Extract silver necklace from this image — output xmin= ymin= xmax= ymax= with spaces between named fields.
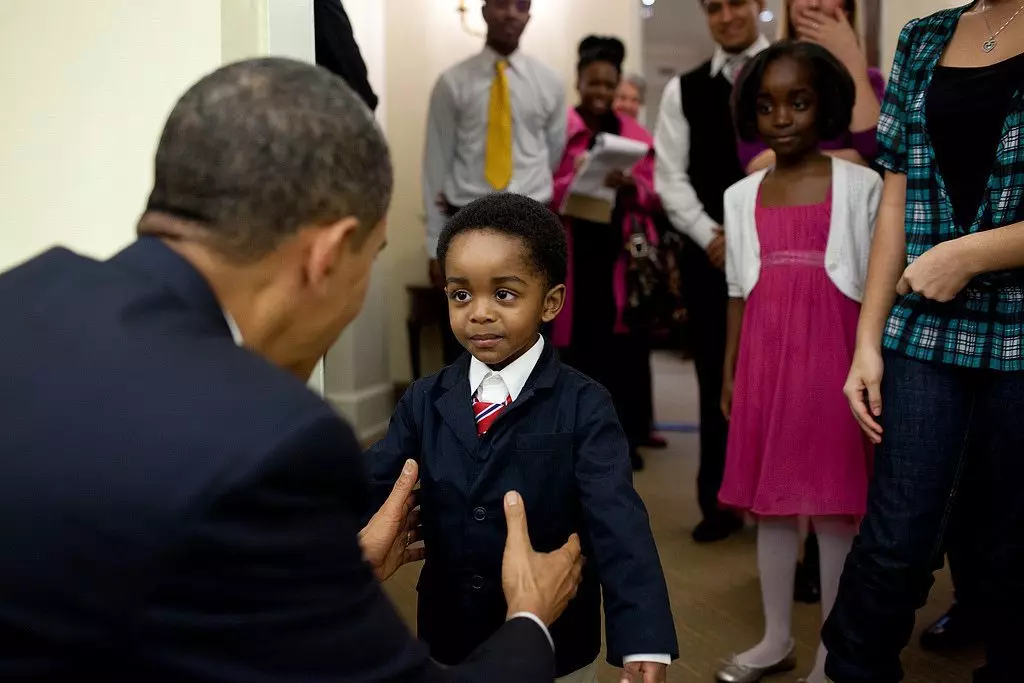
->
xmin=980 ymin=0 xmax=1024 ymax=52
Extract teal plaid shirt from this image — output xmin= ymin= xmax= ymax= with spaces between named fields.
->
xmin=879 ymin=5 xmax=1024 ymax=371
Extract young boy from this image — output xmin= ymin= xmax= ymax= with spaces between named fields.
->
xmin=365 ymin=193 xmax=677 ymax=682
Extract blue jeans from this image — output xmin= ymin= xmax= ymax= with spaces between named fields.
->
xmin=823 ymin=351 xmax=1024 ymax=683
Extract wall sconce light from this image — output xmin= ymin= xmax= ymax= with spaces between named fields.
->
xmin=457 ymin=0 xmax=487 ymax=37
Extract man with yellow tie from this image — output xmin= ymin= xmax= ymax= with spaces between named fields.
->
xmin=422 ymin=0 xmax=566 ymax=364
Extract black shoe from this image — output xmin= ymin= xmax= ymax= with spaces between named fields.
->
xmin=920 ymin=603 xmax=980 ymax=652
xmin=793 ymin=560 xmax=821 ymax=604
xmin=631 ymin=452 xmax=645 ymax=471
xmin=691 ymin=514 xmax=743 ymax=543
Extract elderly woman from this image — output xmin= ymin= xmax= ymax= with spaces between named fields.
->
xmin=613 ymin=72 xmax=646 ymax=121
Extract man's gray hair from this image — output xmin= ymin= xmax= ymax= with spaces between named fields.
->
xmin=622 ymin=72 xmax=647 ymax=103
xmin=144 ymin=57 xmax=392 ymax=259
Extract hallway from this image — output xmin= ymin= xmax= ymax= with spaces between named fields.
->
xmin=383 ymin=352 xmax=982 ymax=682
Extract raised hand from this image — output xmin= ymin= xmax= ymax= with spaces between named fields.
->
xmin=792 ymin=5 xmax=866 ymax=73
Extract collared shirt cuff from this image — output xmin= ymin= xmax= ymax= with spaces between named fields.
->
xmin=691 ymin=214 xmax=720 ymax=251
xmin=623 ymin=654 xmax=673 ymax=665
xmin=507 ymin=612 xmax=555 ymax=652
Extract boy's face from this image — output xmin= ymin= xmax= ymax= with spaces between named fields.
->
xmin=444 ymin=229 xmax=565 ymax=368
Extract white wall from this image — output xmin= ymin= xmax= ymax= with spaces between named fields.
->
xmin=0 ymin=0 xmax=224 ymax=273
xmin=323 ymin=0 xmax=394 ymax=441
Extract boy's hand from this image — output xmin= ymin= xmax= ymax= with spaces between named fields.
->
xmin=359 ymin=459 xmax=424 ymax=581
xmin=621 ymin=660 xmax=667 ymax=683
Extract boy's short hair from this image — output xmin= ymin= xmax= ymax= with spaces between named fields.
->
xmin=732 ymin=40 xmax=855 ymax=144
xmin=437 ymin=193 xmax=568 ymax=289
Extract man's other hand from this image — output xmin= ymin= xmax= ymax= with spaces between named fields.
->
xmin=501 ymin=491 xmax=583 ymax=626
xmin=359 ymin=459 xmax=424 ymax=581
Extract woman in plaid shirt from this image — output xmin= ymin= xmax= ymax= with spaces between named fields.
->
xmin=821 ymin=4 xmax=1024 ymax=683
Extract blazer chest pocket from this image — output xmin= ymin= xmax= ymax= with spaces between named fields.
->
xmin=516 ymin=432 xmax=574 ymax=456
xmin=512 ymin=433 xmax=575 ymax=485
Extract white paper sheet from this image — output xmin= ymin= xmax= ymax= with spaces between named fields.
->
xmin=559 ymin=133 xmax=651 ymax=210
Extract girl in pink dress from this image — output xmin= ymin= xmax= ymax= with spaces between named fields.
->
xmin=715 ymin=42 xmax=881 ymax=683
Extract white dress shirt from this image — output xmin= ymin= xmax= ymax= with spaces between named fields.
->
xmin=654 ymin=35 xmax=770 ymax=251
xmin=423 ymin=48 xmax=567 ymax=257
xmin=468 ymin=335 xmax=670 ymax=669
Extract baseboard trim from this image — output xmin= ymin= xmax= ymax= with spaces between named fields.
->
xmin=327 ymin=381 xmax=394 ymax=444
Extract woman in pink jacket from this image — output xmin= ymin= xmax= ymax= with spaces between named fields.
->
xmin=551 ymin=35 xmax=659 ymax=471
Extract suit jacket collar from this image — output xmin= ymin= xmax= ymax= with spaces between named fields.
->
xmin=436 ymin=339 xmax=561 ymax=458
xmin=109 ymin=237 xmax=231 ymax=338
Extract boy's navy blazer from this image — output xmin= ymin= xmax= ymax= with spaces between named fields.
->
xmin=365 ymin=343 xmax=678 ymax=676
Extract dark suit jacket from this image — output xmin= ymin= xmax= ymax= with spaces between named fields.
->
xmin=314 ymin=0 xmax=378 ymax=111
xmin=365 ymin=345 xmax=678 ymax=677
xmin=0 ymin=237 xmax=553 ymax=682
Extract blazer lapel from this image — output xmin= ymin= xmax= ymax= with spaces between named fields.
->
xmin=434 ymin=356 xmax=480 ymax=459
xmin=467 ymin=344 xmax=561 ymax=498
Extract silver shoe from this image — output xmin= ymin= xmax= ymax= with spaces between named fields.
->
xmin=714 ymin=644 xmax=797 ymax=682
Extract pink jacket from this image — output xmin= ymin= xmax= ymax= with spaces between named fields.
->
xmin=550 ymin=109 xmax=659 ymax=347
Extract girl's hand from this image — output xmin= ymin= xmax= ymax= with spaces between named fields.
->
xmin=896 ymin=240 xmax=975 ymax=302
xmin=793 ymin=6 xmax=866 ymax=73
xmin=605 ymin=169 xmax=636 ymax=189
xmin=574 ymin=153 xmax=589 ymax=172
xmin=844 ymin=347 xmax=884 ymax=443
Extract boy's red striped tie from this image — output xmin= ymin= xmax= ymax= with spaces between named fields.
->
xmin=473 ymin=395 xmax=511 ymax=435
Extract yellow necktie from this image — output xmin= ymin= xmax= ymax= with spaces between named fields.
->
xmin=484 ymin=59 xmax=513 ymax=190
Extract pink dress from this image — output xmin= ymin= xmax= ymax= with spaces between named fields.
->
xmin=718 ymin=188 xmax=872 ymax=518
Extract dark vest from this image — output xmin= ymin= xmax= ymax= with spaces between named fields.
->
xmin=678 ymin=62 xmax=745 ymax=226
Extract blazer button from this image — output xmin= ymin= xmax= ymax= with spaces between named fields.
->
xmin=473 ymin=506 xmax=486 ymax=521
xmin=471 ymin=575 xmax=484 ymax=591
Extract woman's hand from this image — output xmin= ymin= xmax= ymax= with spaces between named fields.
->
xmin=793 ymin=6 xmax=867 ymax=74
xmin=896 ymin=240 xmax=975 ymax=302
xmin=844 ymin=347 xmax=884 ymax=444
xmin=721 ymin=373 xmax=734 ymax=421
xmin=604 ymin=169 xmax=636 ymax=189
xmin=574 ymin=152 xmax=589 ymax=172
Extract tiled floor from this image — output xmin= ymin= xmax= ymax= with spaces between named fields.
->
xmin=383 ymin=352 xmax=982 ymax=681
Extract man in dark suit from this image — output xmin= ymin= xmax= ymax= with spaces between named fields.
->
xmin=0 ymin=57 xmax=581 ymax=682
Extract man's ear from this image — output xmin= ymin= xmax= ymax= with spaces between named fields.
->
xmin=540 ymin=283 xmax=566 ymax=323
xmin=304 ymin=217 xmax=359 ymax=293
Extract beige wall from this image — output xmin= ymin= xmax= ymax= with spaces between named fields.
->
xmin=0 ymin=1 xmax=224 ymax=272
xmin=880 ymin=0 xmax=965 ymax=76
xmin=383 ymin=0 xmax=644 ymax=383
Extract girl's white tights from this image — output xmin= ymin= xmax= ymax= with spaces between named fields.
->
xmin=734 ymin=516 xmax=856 ymax=683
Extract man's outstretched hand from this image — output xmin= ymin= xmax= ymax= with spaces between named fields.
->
xmin=359 ymin=459 xmax=424 ymax=582
xmin=501 ymin=490 xmax=583 ymax=626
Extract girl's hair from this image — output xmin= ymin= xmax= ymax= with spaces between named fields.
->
xmin=732 ymin=40 xmax=855 ymax=144
xmin=778 ymin=0 xmax=860 ymax=41
xmin=577 ymin=35 xmax=625 ymax=77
